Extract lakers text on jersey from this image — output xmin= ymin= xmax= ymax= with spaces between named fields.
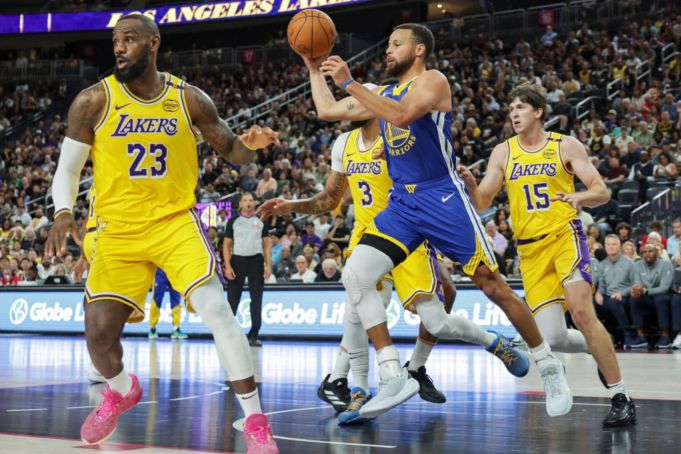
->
xmin=503 ymin=132 xmax=577 ymax=240
xmin=504 ymin=132 xmax=592 ymax=312
xmin=84 ymin=74 xmax=219 ymax=320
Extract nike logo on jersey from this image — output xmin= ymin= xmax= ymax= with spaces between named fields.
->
xmin=512 ymin=154 xmax=522 ymax=161
xmin=115 ymin=103 xmax=131 ymax=110
xmin=441 ymin=193 xmax=456 ymax=203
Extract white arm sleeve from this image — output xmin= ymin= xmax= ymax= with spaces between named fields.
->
xmin=52 ymin=137 xmax=91 ymax=214
xmin=330 ymin=131 xmax=351 ymax=173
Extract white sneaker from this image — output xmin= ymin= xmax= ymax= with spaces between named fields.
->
xmin=672 ymin=334 xmax=681 ymax=349
xmin=358 ymin=368 xmax=419 ymax=419
xmin=538 ymin=354 xmax=572 ymax=417
xmin=87 ymin=363 xmax=106 ymax=384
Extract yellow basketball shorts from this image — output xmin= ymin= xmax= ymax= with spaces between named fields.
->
xmin=348 ymin=226 xmax=441 ymax=313
xmin=83 ymin=209 xmax=220 ymax=323
xmin=517 ymin=220 xmax=593 ymax=315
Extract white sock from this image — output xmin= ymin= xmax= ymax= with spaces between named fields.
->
xmin=408 ymin=338 xmax=435 ymax=371
xmin=107 ymin=367 xmax=133 ymax=395
xmin=607 ymin=380 xmax=628 ymax=399
xmin=329 ymin=347 xmax=350 ymax=382
xmin=349 ymin=347 xmax=369 ymax=391
xmin=236 ymin=389 xmax=262 ymax=418
xmin=376 ymin=345 xmax=402 ymax=381
xmin=529 ymin=341 xmax=552 ymax=366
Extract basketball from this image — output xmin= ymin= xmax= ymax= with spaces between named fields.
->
xmin=287 ymin=9 xmax=336 ymax=59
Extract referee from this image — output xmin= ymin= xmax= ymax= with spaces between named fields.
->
xmin=223 ymin=192 xmax=272 ymax=347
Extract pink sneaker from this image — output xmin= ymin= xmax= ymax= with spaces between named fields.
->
xmin=80 ymin=373 xmax=143 ymax=444
xmin=243 ymin=413 xmax=278 ymax=454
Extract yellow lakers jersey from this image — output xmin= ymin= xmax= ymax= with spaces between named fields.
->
xmin=342 ymin=128 xmax=392 ymax=229
xmin=91 ymin=73 xmax=197 ymax=223
xmin=504 ymin=132 xmax=577 ymax=239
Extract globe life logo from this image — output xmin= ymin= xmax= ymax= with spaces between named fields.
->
xmin=9 ymin=298 xmax=75 ymax=324
xmin=9 ymin=298 xmax=29 ymax=325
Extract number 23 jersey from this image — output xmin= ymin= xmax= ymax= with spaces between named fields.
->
xmin=91 ymin=73 xmax=198 ymax=223
xmin=503 ymin=132 xmax=578 ymax=240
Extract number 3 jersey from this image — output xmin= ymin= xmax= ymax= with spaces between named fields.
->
xmin=503 ymin=132 xmax=578 ymax=240
xmin=330 ymin=127 xmax=390 ymax=248
xmin=91 ymin=73 xmax=198 ymax=223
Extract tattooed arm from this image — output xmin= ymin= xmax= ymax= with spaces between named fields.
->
xmin=304 ymin=56 xmax=374 ymax=122
xmin=256 ymin=170 xmax=348 ymax=219
xmin=185 ymin=85 xmax=279 ymax=165
xmin=66 ymin=82 xmax=107 ymax=144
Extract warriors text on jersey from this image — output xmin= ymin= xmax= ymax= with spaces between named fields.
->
xmin=503 ymin=132 xmax=578 ymax=240
xmin=378 ymin=79 xmax=455 ymax=185
xmin=91 ymin=73 xmax=197 ymax=223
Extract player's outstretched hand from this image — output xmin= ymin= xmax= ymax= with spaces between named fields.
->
xmin=46 ymin=212 xmax=80 ymax=258
xmin=257 ymin=197 xmax=292 ymax=220
xmin=551 ymin=192 xmax=584 ymax=210
xmin=239 ymin=125 xmax=280 ymax=150
xmin=320 ymin=56 xmax=351 ymax=87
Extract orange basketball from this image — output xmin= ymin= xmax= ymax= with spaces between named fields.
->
xmin=287 ymin=9 xmax=336 ymax=59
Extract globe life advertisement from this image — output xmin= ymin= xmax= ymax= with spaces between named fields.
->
xmin=0 ymin=286 xmax=521 ymax=339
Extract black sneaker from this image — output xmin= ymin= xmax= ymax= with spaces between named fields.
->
xmin=602 ymin=393 xmax=636 ymax=428
xmin=317 ymin=374 xmax=350 ymax=412
xmin=405 ymin=361 xmax=446 ymax=404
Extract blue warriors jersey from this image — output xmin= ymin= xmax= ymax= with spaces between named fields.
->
xmin=366 ymin=76 xmax=497 ymax=275
xmin=379 ymin=79 xmax=454 ymax=185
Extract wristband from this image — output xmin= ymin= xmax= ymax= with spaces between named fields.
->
xmin=240 ymin=138 xmax=258 ymax=151
xmin=54 ymin=209 xmax=72 ymax=221
xmin=341 ymin=77 xmax=354 ymax=90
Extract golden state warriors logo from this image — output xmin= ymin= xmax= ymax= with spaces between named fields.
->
xmin=385 ymin=122 xmax=416 ymax=157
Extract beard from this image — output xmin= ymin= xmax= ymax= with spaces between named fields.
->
xmin=386 ymin=54 xmax=415 ymax=78
xmin=114 ymin=51 xmax=150 ymax=84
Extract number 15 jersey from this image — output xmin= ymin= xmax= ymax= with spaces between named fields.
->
xmin=91 ymin=73 xmax=198 ymax=223
xmin=503 ymin=132 xmax=578 ymax=240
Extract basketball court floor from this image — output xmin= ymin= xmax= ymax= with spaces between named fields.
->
xmin=0 ymin=334 xmax=679 ymax=453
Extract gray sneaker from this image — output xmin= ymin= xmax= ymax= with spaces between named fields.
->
xmin=358 ymin=368 xmax=419 ymax=419
xmin=539 ymin=354 xmax=572 ymax=417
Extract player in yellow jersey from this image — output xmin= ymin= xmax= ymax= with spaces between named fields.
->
xmin=459 ymin=82 xmax=635 ymax=427
xmin=258 ymin=108 xmax=528 ymax=425
xmin=46 ymin=14 xmax=280 ymax=452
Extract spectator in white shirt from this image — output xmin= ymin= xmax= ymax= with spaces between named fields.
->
xmin=485 ymin=221 xmax=508 ymax=257
xmin=290 ymin=255 xmax=317 ymax=283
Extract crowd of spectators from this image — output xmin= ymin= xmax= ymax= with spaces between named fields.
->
xmin=2 ymin=12 xmax=681 ymax=347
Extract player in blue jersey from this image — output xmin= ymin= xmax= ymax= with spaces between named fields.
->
xmin=302 ymin=23 xmax=571 ymax=419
